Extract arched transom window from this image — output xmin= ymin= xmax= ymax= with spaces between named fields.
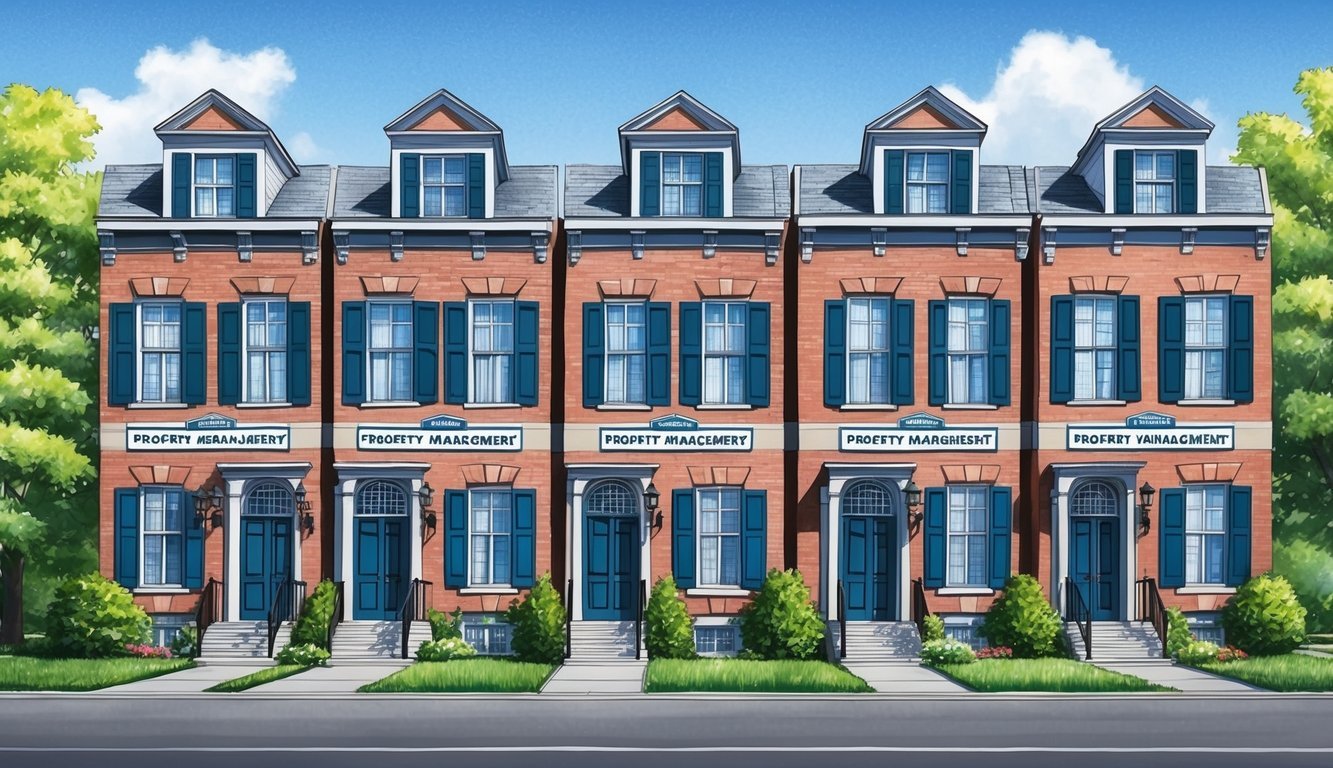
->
xmin=843 ymin=480 xmax=895 ymax=516
xmin=244 ymin=481 xmax=293 ymax=516
xmin=1072 ymin=481 xmax=1119 ymax=516
xmin=356 ymin=480 xmax=409 ymax=516
xmin=585 ymin=480 xmax=638 ymax=517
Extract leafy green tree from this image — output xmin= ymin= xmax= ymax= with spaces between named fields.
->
xmin=0 ymin=85 xmax=100 ymax=644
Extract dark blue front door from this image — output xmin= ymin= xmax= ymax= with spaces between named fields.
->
xmin=1071 ymin=517 xmax=1119 ymax=621
xmin=354 ymin=517 xmax=407 ymax=620
xmin=584 ymin=515 xmax=637 ymax=620
xmin=239 ymin=517 xmax=293 ymax=620
xmin=841 ymin=516 xmax=896 ymax=621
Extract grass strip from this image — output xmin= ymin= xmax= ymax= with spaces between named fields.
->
xmin=359 ymin=658 xmax=557 ymax=693
xmin=205 ymin=664 xmax=310 ymax=692
xmin=1193 ymin=654 xmax=1333 ymax=692
xmin=645 ymin=658 xmax=872 ymax=693
xmin=0 ymin=657 xmax=192 ymax=691
xmin=931 ymin=658 xmax=1174 ymax=693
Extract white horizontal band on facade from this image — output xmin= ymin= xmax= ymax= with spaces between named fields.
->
xmin=100 ymin=422 xmax=324 ymax=452
xmin=562 ymin=423 xmax=784 ymax=452
xmin=96 ymin=218 xmax=321 ymax=232
xmin=330 ymin=219 xmax=554 ymax=233
xmin=1035 ymin=421 xmax=1272 ymax=451
xmin=798 ymin=422 xmax=1023 ymax=452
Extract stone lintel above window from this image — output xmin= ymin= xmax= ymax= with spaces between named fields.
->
xmin=360 ymin=276 xmax=420 ymax=296
xmin=1174 ymin=274 xmax=1240 ymax=294
xmin=230 ymin=277 xmax=296 ymax=296
xmin=129 ymin=277 xmax=191 ymax=298
xmin=460 ymin=464 xmax=521 ymax=486
xmin=598 ymin=279 xmax=657 ymax=299
xmin=939 ymin=277 xmax=1002 ymax=297
xmin=461 ymin=277 xmax=527 ymax=297
xmin=694 ymin=279 xmax=756 ymax=299
xmin=940 ymin=465 xmax=1001 ymax=485
xmin=1068 ymin=276 xmax=1129 ymax=294
xmin=129 ymin=465 xmax=195 ymax=487
xmin=839 ymin=277 xmax=903 ymax=296
xmin=1175 ymin=463 xmax=1243 ymax=484
xmin=686 ymin=466 xmax=751 ymax=487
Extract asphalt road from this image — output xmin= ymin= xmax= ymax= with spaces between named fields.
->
xmin=2 ymin=694 xmax=1332 ymax=768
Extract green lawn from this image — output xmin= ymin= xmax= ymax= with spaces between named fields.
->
xmin=205 ymin=664 xmax=310 ymax=693
xmin=0 ymin=656 xmax=192 ymax=691
xmin=359 ymin=659 xmax=557 ymax=693
xmin=931 ymin=658 xmax=1174 ymax=693
xmin=644 ymin=658 xmax=872 ymax=693
xmin=1193 ymin=654 xmax=1333 ymax=692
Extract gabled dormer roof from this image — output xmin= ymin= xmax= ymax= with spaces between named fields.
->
xmin=617 ymin=91 xmax=741 ymax=176
xmin=859 ymin=86 xmax=987 ymax=175
xmin=153 ymin=89 xmax=299 ymax=178
xmin=1072 ymin=86 xmax=1214 ymax=172
xmin=383 ymin=89 xmax=510 ymax=182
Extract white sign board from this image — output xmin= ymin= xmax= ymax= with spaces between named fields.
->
xmin=356 ymin=425 xmax=523 ymax=451
xmin=839 ymin=426 xmax=999 ymax=452
xmin=127 ymin=416 xmax=290 ymax=452
xmin=599 ymin=414 xmax=753 ymax=452
xmin=1066 ymin=425 xmax=1234 ymax=451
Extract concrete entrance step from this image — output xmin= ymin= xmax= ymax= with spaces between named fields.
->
xmin=831 ymin=621 xmax=922 ymax=661
xmin=330 ymin=620 xmax=425 ymax=659
xmin=199 ymin=621 xmax=289 ymax=660
xmin=568 ymin=620 xmax=642 ymax=662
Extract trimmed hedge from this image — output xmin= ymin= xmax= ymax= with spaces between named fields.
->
xmin=504 ymin=573 xmax=566 ymax=665
xmin=645 ymin=576 xmax=696 ymax=659
xmin=46 ymin=573 xmax=150 ymax=658
xmin=1223 ymin=573 xmax=1307 ymax=656
xmin=737 ymin=569 xmax=825 ymax=660
xmin=979 ymin=574 xmax=1065 ymax=658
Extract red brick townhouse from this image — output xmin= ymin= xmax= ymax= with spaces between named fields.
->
xmin=791 ymin=87 xmax=1032 ymax=656
xmin=560 ymin=92 xmax=788 ymax=657
xmin=327 ymin=90 xmax=558 ymax=656
xmin=1028 ymin=88 xmax=1273 ymax=652
xmin=96 ymin=91 xmax=331 ymax=651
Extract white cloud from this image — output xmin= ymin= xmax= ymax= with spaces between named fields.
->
xmin=77 ymin=39 xmax=298 ymax=167
xmin=287 ymin=131 xmax=321 ymax=163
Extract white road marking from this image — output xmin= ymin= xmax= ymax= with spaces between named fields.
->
xmin=1 ymin=747 xmax=1332 ymax=753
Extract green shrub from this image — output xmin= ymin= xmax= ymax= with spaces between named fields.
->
xmin=1222 ymin=573 xmax=1307 ymax=656
xmin=46 ymin=573 xmax=150 ymax=658
xmin=921 ymin=614 xmax=945 ymax=643
xmin=1275 ymin=539 xmax=1333 ymax=634
xmin=504 ymin=573 xmax=566 ymax=665
xmin=645 ymin=576 xmax=696 ymax=659
xmin=170 ymin=625 xmax=198 ymax=658
xmin=427 ymin=607 xmax=464 ymax=641
xmin=290 ymin=580 xmax=338 ymax=650
xmin=920 ymin=638 xmax=977 ymax=666
xmin=275 ymin=642 xmax=330 ymax=667
xmin=978 ymin=574 xmax=1064 ymax=659
xmin=1165 ymin=607 xmax=1193 ymax=658
xmin=1174 ymin=639 xmax=1221 ymax=666
xmin=737 ymin=569 xmax=826 ymax=660
xmin=416 ymin=637 xmax=478 ymax=662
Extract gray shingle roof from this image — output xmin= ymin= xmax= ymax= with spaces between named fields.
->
xmin=1031 ymin=166 xmax=1103 ymax=215
xmin=98 ymin=164 xmax=332 ymax=218
xmin=332 ymin=165 xmax=556 ymax=219
xmin=269 ymin=166 xmax=332 ymax=217
xmin=1205 ymin=166 xmax=1267 ymax=214
xmin=1032 ymin=165 xmax=1269 ymax=215
xmin=798 ymin=164 xmax=1029 ymax=215
xmin=564 ymin=164 xmax=790 ymax=219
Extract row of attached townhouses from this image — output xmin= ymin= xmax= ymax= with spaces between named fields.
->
xmin=96 ymin=85 xmax=1271 ymax=661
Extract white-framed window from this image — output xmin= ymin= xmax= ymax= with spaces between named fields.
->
xmin=946 ymin=486 xmax=987 ymax=588
xmin=942 ymin=615 xmax=986 ymax=650
xmin=697 ymin=487 xmax=742 ymax=588
xmin=946 ymin=298 xmax=988 ymax=404
xmin=470 ymin=489 xmax=512 ymax=586
xmin=1134 ymin=150 xmax=1175 ymax=214
xmin=1184 ymin=296 xmax=1226 ymax=399
xmin=847 ymin=297 xmax=891 ymax=404
xmin=470 ymin=300 xmax=515 ymax=404
xmin=605 ymin=302 xmax=646 ymax=404
xmin=368 ymin=302 xmax=413 ymax=402
xmin=1185 ymin=485 xmax=1227 ymax=585
xmin=355 ymin=480 xmax=409 ymax=516
xmin=905 ymin=151 xmax=949 ymax=214
xmin=194 ymin=155 xmax=235 ymax=217
xmin=245 ymin=482 xmax=293 ymax=517
xmin=661 ymin=152 xmax=704 ymax=216
xmin=703 ymin=301 xmax=746 ymax=405
xmin=149 ymin=614 xmax=192 ymax=648
xmin=423 ymin=155 xmax=467 ymax=217
xmin=463 ymin=618 xmax=513 ymax=655
xmin=1188 ymin=614 xmax=1225 ymax=645
xmin=243 ymin=298 xmax=287 ymax=404
xmin=694 ymin=624 xmax=740 ymax=656
xmin=139 ymin=302 xmax=182 ymax=403
xmin=1073 ymin=296 xmax=1116 ymax=401
xmin=141 ymin=486 xmax=186 ymax=588
xmin=1071 ymin=481 xmax=1119 ymax=517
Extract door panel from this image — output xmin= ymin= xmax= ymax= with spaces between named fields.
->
xmin=583 ymin=515 xmax=637 ymax=620
xmin=842 ymin=517 xmax=870 ymax=620
xmin=840 ymin=516 xmax=896 ymax=622
xmin=1070 ymin=517 xmax=1119 ymax=621
xmin=872 ymin=518 xmax=894 ymax=620
xmin=612 ymin=518 xmax=636 ymax=616
xmin=239 ymin=518 xmax=293 ymax=620
xmin=354 ymin=519 xmax=382 ymax=619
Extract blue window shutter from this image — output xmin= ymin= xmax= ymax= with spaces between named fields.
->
xmin=1116 ymin=295 xmax=1141 ymax=402
xmin=704 ymin=152 xmax=723 ymax=217
xmin=182 ymin=302 xmax=207 ymax=405
xmin=1158 ymin=297 xmax=1186 ymax=403
xmin=1226 ymin=485 xmax=1252 ymax=587
xmin=467 ymin=153 xmax=485 ymax=219
xmin=891 ymin=299 xmax=915 ymax=405
xmin=746 ymin=302 xmax=771 ymax=407
xmin=444 ymin=490 xmax=468 ymax=588
xmin=1050 ymin=296 xmax=1075 ymax=404
xmin=400 ymin=153 xmax=419 ymax=218
xmin=171 ymin=153 xmax=192 ymax=218
xmin=672 ymin=489 xmax=696 ymax=589
xmin=646 ymin=302 xmax=672 ymax=406
xmin=824 ymin=300 xmax=846 ymax=407
xmin=741 ymin=490 xmax=767 ymax=590
xmin=217 ymin=303 xmax=241 ymax=405
xmin=512 ymin=489 xmax=537 ymax=589
xmin=184 ymin=489 xmax=204 ymax=589
xmin=1114 ymin=149 xmax=1133 ymax=214
xmin=988 ymin=486 xmax=1012 ymax=589
xmin=640 ymin=151 xmax=661 ymax=216
xmin=885 ymin=150 xmax=904 ymax=214
xmin=108 ymin=303 xmax=136 ymax=405
xmin=515 ymin=301 xmax=539 ymax=405
xmin=443 ymin=302 xmax=468 ymax=404
xmin=1228 ymin=295 xmax=1254 ymax=403
xmin=951 ymin=150 xmax=972 ymax=214
xmin=412 ymin=301 xmax=439 ymax=405
xmin=1177 ymin=150 xmax=1198 ymax=214
xmin=679 ymin=303 xmax=702 ymax=406
xmin=923 ymin=487 xmax=947 ymax=588
xmin=287 ymin=302 xmax=311 ymax=406
xmin=988 ymin=299 xmax=1011 ymax=406
xmin=341 ymin=302 xmax=366 ymax=405
xmin=114 ymin=488 xmax=139 ymax=588
xmin=235 ymin=153 xmax=257 ymax=218
xmin=582 ymin=303 xmax=604 ymax=407
xmin=1159 ymin=488 xmax=1186 ymax=588
xmin=927 ymin=300 xmax=948 ymax=405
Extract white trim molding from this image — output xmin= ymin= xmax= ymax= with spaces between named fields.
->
xmin=820 ymin=462 xmax=916 ymax=623
xmin=1048 ymin=462 xmax=1146 ymax=622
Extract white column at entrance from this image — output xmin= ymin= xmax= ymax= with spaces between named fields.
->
xmin=223 ymin=479 xmax=243 ymax=622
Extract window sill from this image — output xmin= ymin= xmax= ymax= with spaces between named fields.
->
xmin=694 ymin=405 xmax=754 ymax=411
xmin=458 ymin=587 xmax=519 ymax=595
xmin=127 ymin=402 xmax=190 ymax=410
xmin=1176 ymin=586 xmax=1237 ymax=595
xmin=1066 ymin=400 xmax=1127 ymax=407
xmin=839 ymin=404 xmax=898 ymax=411
xmin=133 ymin=587 xmax=191 ymax=595
xmin=1178 ymin=399 xmax=1236 ymax=406
xmin=359 ymin=401 xmax=421 ymax=409
xmin=941 ymin=403 xmax=999 ymax=411
xmin=596 ymin=403 xmax=653 ymax=411
xmin=934 ymin=587 xmax=996 ymax=596
xmin=235 ymin=402 xmax=293 ymax=409
xmin=686 ymin=588 xmax=751 ymax=597
xmin=464 ymin=403 xmax=522 ymax=410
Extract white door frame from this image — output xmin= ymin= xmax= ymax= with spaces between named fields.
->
xmin=332 ymin=462 xmax=430 ymax=621
xmin=564 ymin=463 xmax=658 ymax=622
xmin=215 ymin=462 xmax=312 ymax=622
xmin=1049 ymin=462 xmax=1146 ymax=622
xmin=820 ymin=462 xmax=916 ymax=622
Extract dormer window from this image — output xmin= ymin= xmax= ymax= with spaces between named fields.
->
xmin=423 ymin=155 xmax=468 ymax=217
xmin=193 ymin=156 xmax=236 ymax=217
xmin=662 ymin=153 xmax=704 ymax=216
xmin=1134 ymin=151 xmax=1175 ymax=214
xmin=906 ymin=151 xmax=950 ymax=214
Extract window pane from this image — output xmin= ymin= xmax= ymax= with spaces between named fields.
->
xmin=626 ymin=355 xmax=645 ymax=403
xmin=663 ymin=155 xmax=681 ymax=183
xmin=144 ymin=537 xmax=163 ymax=584
xmin=445 ymin=188 xmax=465 ymax=217
xmin=906 ymin=153 xmax=925 ymax=181
xmin=926 ymin=184 xmax=947 ymax=213
xmin=1135 ymin=152 xmax=1154 ymax=179
xmin=423 ymin=157 xmax=442 ymax=183
xmin=925 ymin=153 xmax=949 ymax=182
xmin=683 ymin=154 xmax=702 ymax=183
xmin=1156 ymin=152 xmax=1174 ymax=179
xmin=444 ymin=157 xmax=465 ymax=184
xmin=215 ymin=157 xmax=234 ymax=184
xmin=195 ymin=189 xmax=214 ymax=217
xmin=906 ymin=185 xmax=925 ymax=213
xmin=726 ymin=357 xmax=744 ymax=403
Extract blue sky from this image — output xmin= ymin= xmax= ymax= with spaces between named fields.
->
xmin=4 ymin=0 xmax=1329 ymax=169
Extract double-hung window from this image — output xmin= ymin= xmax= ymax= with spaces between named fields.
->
xmin=244 ymin=299 xmax=287 ymax=403
xmin=368 ymin=303 xmax=413 ymax=402
xmin=847 ymin=297 xmax=891 ymax=404
xmin=605 ymin=302 xmax=647 ymax=404
xmin=661 ymin=153 xmax=703 ymax=216
xmin=1184 ymin=296 xmax=1226 ymax=399
xmin=194 ymin=156 xmax=235 ymax=217
xmin=1185 ymin=485 xmax=1227 ymax=585
xmin=905 ymin=151 xmax=949 ymax=214
xmin=1134 ymin=150 xmax=1175 ymax=214
xmin=1073 ymin=297 xmax=1116 ymax=400
xmin=703 ymin=302 xmax=746 ymax=405
xmin=471 ymin=300 xmax=514 ymax=404
xmin=140 ymin=302 xmax=182 ymax=403
xmin=141 ymin=487 xmax=185 ymax=587
xmin=946 ymin=298 xmax=988 ymax=404
xmin=470 ymin=490 xmax=512 ymax=586
xmin=423 ymin=156 xmax=466 ymax=217
xmin=697 ymin=487 xmax=742 ymax=587
xmin=946 ymin=487 xmax=988 ymax=588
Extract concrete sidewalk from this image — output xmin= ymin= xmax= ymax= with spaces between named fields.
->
xmin=247 ymin=662 xmax=409 ymax=694
xmin=843 ymin=661 xmax=970 ymax=693
xmin=97 ymin=664 xmax=272 ymax=694
xmin=1094 ymin=660 xmax=1261 ymax=693
xmin=541 ymin=662 xmax=646 ymax=694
